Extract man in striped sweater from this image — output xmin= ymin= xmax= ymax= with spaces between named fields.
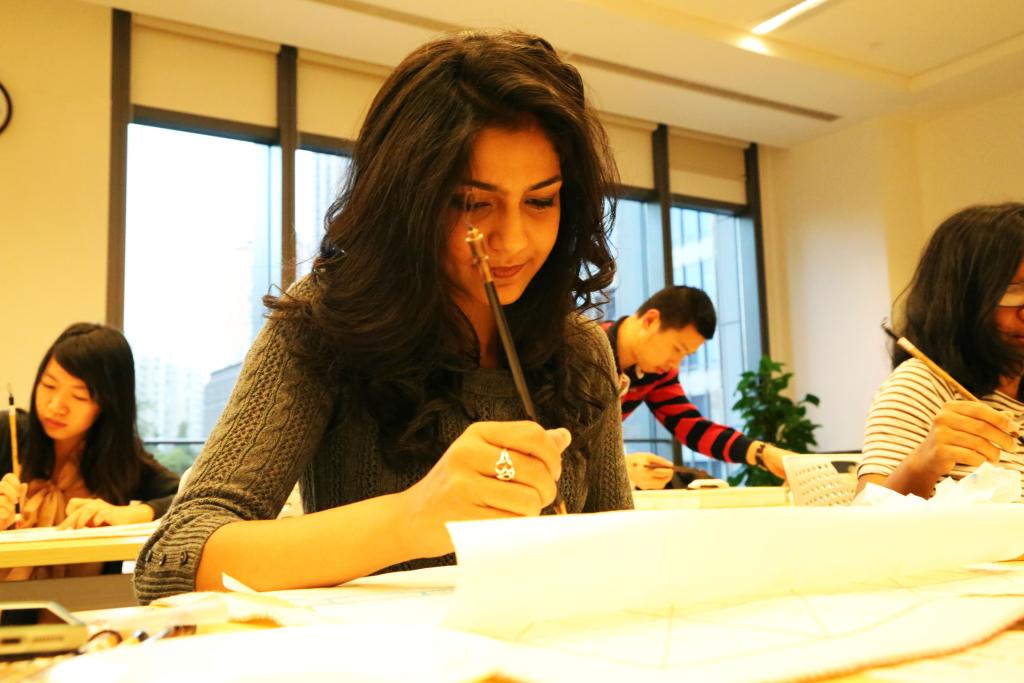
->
xmin=602 ymin=286 xmax=791 ymax=489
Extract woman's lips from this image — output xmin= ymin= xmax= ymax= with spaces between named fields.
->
xmin=43 ymin=418 xmax=66 ymax=430
xmin=490 ymin=264 xmax=524 ymax=279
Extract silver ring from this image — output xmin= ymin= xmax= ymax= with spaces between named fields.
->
xmin=495 ymin=448 xmax=516 ymax=481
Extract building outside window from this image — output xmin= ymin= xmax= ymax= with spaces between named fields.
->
xmin=125 ymin=127 xmax=354 ymax=473
xmin=668 ymin=205 xmax=762 ymax=479
xmin=124 ymin=124 xmax=277 ymax=473
xmin=295 ymin=150 xmax=351 ymax=278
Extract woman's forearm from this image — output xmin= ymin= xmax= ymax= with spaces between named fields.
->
xmin=858 ymin=456 xmax=940 ymax=498
xmin=194 ymin=491 xmax=431 ymax=592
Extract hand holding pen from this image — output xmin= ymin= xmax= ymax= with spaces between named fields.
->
xmin=881 ymin=322 xmax=1022 ymax=480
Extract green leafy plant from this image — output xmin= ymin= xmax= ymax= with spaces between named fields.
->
xmin=728 ymin=356 xmax=820 ymax=486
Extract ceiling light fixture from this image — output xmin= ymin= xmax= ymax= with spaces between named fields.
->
xmin=751 ymin=0 xmax=831 ymax=35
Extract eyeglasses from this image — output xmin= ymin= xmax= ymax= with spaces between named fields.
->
xmin=998 ymin=282 xmax=1024 ymax=308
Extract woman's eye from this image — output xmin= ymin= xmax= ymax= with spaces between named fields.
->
xmin=72 ymin=395 xmax=90 ymax=402
xmin=451 ymin=195 xmax=492 ymax=212
xmin=527 ymin=196 xmax=557 ymax=209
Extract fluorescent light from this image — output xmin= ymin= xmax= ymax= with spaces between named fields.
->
xmin=751 ymin=0 xmax=830 ymax=35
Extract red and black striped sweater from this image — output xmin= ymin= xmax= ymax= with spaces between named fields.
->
xmin=601 ymin=318 xmax=751 ymax=464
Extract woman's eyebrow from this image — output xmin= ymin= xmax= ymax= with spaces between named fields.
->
xmin=42 ymin=372 xmax=88 ymax=390
xmin=462 ymin=175 xmax=562 ymax=194
xmin=528 ymin=175 xmax=562 ymax=190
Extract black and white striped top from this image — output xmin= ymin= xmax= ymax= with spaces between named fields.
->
xmin=859 ymin=359 xmax=1024 ymax=492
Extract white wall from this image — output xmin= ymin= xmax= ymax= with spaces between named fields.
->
xmin=916 ymin=87 xmax=1024 ymax=231
xmin=760 ymin=119 xmax=905 ymax=451
xmin=762 ymin=86 xmax=1024 ymax=451
xmin=0 ymin=0 xmax=111 ymax=408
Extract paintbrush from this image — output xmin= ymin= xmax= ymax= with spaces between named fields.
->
xmin=7 ymin=383 xmax=21 ymax=521
xmin=464 ymin=194 xmax=567 ymax=514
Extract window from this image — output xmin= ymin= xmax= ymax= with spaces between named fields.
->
xmin=295 ymin=149 xmax=351 ymax=278
xmin=124 ymin=124 xmax=278 ymax=473
xmin=605 ymin=197 xmax=674 ymax=460
xmin=670 ymin=205 xmax=762 ymax=479
xmin=604 ymin=198 xmax=763 ymax=478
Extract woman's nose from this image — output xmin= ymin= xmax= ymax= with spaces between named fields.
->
xmin=486 ymin=208 xmax=527 ymax=255
xmin=47 ymin=395 xmax=67 ymax=414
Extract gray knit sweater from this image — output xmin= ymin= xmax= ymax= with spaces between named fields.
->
xmin=134 ymin=302 xmax=632 ymax=603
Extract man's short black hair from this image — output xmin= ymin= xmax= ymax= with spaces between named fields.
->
xmin=635 ymin=286 xmax=716 ymax=339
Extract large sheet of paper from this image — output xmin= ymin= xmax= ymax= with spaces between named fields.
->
xmin=45 ymin=506 xmax=1024 ymax=683
xmin=50 ymin=566 xmax=1024 ymax=683
xmin=445 ymin=505 xmax=1024 ymax=637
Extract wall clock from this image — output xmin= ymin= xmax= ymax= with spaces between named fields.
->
xmin=0 ymin=81 xmax=11 ymax=135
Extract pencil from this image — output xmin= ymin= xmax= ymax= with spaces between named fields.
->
xmin=7 ymin=384 xmax=21 ymax=520
xmin=881 ymin=321 xmax=1024 ymax=446
xmin=465 ymin=198 xmax=567 ymax=515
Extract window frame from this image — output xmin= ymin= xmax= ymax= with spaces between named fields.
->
xmin=108 ymin=9 xmax=769 ymax=467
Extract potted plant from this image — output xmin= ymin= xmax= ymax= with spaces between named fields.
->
xmin=728 ymin=356 xmax=820 ymax=486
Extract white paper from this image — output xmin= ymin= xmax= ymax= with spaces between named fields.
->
xmin=47 ymin=623 xmax=508 ymax=683
xmin=267 ymin=565 xmax=456 ymax=626
xmin=57 ymin=566 xmax=1024 ymax=683
xmin=854 ymin=462 xmax=1022 ymax=506
xmin=445 ymin=505 xmax=1024 ymax=638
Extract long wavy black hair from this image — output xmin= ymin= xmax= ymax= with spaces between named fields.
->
xmin=266 ymin=30 xmax=619 ymax=466
xmin=892 ymin=203 xmax=1024 ymax=399
xmin=24 ymin=323 xmax=147 ymax=504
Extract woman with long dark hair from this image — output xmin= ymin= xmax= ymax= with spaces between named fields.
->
xmin=135 ymin=30 xmax=632 ymax=602
xmin=0 ymin=323 xmax=179 ymax=579
xmin=859 ymin=203 xmax=1024 ymax=497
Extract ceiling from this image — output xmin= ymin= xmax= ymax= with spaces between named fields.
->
xmin=84 ymin=0 xmax=1024 ymax=146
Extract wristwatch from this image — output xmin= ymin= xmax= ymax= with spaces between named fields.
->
xmin=753 ymin=441 xmax=768 ymax=469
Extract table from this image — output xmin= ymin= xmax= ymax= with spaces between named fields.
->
xmin=0 ymin=533 xmax=149 ymax=569
xmin=0 ymin=524 xmax=155 ymax=610
xmin=632 ymin=484 xmax=790 ymax=509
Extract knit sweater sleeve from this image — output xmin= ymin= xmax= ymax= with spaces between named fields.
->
xmin=134 ymin=293 xmax=337 ymax=603
xmin=570 ymin=317 xmax=633 ymax=512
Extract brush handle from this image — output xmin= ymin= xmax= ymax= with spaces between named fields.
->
xmin=895 ymin=338 xmax=980 ymax=401
xmin=644 ymin=462 xmax=699 ymax=475
xmin=7 ymin=407 xmax=19 ymax=476
xmin=483 ymin=282 xmax=537 ymax=420
xmin=483 ymin=283 xmax=567 ymax=514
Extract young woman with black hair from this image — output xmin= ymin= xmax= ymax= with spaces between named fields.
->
xmin=859 ymin=203 xmax=1024 ymax=498
xmin=0 ymin=323 xmax=179 ymax=579
xmin=134 ymin=30 xmax=632 ymax=602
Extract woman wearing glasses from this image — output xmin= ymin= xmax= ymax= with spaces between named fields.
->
xmin=858 ymin=203 xmax=1024 ymax=498
xmin=134 ymin=30 xmax=631 ymax=602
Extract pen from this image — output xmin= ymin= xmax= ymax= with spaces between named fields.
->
xmin=643 ymin=462 xmax=702 ymax=475
xmin=7 ymin=384 xmax=21 ymax=521
xmin=464 ymin=194 xmax=567 ymax=515
xmin=881 ymin=321 xmax=1024 ymax=447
